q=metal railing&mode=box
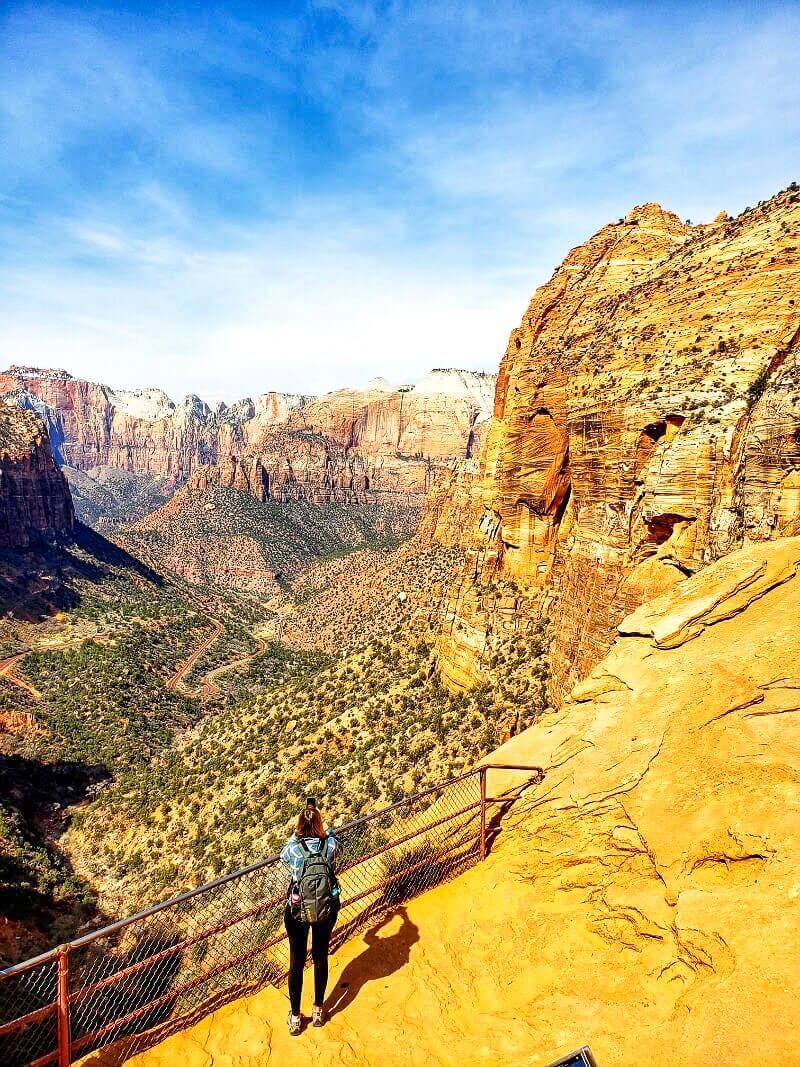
[0,763,543,1067]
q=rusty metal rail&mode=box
[0,762,542,1066]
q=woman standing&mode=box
[280,797,341,1035]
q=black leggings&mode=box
[284,905,338,1015]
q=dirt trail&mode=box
[97,546,272,699]
[165,585,270,699]
[202,637,267,688]
[0,653,41,700]
[174,630,268,701]
[166,618,225,697]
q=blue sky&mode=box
[1,1,799,402]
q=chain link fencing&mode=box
[0,955,59,1067]
[0,764,541,1066]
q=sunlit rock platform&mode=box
[83,537,800,1067]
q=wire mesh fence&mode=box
[0,764,541,1067]
[0,955,59,1067]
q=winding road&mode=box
[203,636,268,687]
[167,623,269,700]
[165,617,225,697]
[0,653,42,700]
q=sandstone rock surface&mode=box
[0,407,74,548]
[437,186,800,700]
[99,537,800,1067]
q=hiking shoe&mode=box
[287,1012,302,1036]
[312,1006,325,1027]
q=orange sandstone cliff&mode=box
[435,187,800,701]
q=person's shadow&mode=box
[326,906,420,1018]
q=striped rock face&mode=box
[436,188,800,701]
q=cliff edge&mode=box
[97,536,800,1067]
[0,406,74,549]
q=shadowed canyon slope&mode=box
[435,187,800,701]
[104,536,800,1067]
[0,367,494,523]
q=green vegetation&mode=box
[746,363,772,410]
[119,488,422,600]
[0,797,96,947]
[0,531,216,960]
[1,537,213,772]
[241,641,332,692]
[23,622,203,769]
[65,614,550,909]
[313,531,405,565]
[0,516,547,959]
[283,541,462,653]
[182,620,261,692]
[0,755,102,963]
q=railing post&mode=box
[57,945,71,1067]
[479,766,487,861]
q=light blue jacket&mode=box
[280,832,341,883]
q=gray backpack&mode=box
[296,839,338,923]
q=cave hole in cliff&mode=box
[643,512,694,550]
[643,420,667,443]
[634,421,667,480]
[524,407,553,424]
[634,415,686,482]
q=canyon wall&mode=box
[0,407,74,548]
[0,367,308,486]
[281,371,494,462]
[436,185,800,702]
[0,367,494,522]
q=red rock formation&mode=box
[0,407,74,548]
[436,185,800,701]
[282,371,494,461]
[187,432,379,504]
[188,456,271,501]
[0,367,279,483]
[0,368,495,521]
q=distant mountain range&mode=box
[0,366,496,525]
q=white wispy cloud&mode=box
[0,1,798,401]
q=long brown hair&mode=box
[295,802,325,839]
